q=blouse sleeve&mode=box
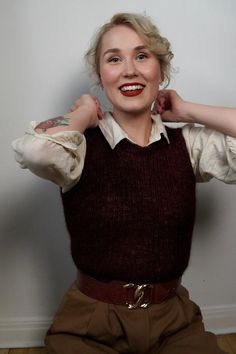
[12,121,86,192]
[182,124,236,183]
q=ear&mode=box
[159,71,165,85]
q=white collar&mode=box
[98,112,170,149]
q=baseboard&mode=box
[0,306,236,348]
[202,304,236,335]
[0,317,52,348]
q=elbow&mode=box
[22,138,58,177]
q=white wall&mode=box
[0,0,236,348]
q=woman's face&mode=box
[99,25,163,117]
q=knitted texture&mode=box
[61,126,196,283]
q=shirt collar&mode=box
[98,111,170,149]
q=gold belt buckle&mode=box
[123,283,152,309]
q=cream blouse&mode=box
[12,112,236,192]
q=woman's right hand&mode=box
[35,95,103,135]
[69,94,103,129]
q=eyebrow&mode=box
[102,45,149,57]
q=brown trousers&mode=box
[45,282,226,354]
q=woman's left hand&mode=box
[152,89,186,122]
[154,90,236,137]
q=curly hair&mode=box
[85,12,174,87]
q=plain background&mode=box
[0,0,236,347]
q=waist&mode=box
[77,270,181,309]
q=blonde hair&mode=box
[85,12,174,86]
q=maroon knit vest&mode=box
[61,126,196,283]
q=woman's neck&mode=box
[112,110,153,147]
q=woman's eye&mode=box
[108,57,121,63]
[137,53,148,61]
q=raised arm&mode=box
[12,95,103,192]
[155,90,236,138]
[35,95,103,134]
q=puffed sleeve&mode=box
[12,121,86,192]
[182,124,236,183]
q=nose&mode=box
[123,58,138,78]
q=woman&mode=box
[12,13,236,354]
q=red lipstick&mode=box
[119,83,145,97]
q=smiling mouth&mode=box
[119,84,145,97]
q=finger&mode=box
[97,106,104,120]
[92,96,104,120]
[69,104,77,112]
[153,95,166,114]
[160,110,176,122]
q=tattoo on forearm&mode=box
[35,116,70,132]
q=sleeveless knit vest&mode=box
[61,126,196,283]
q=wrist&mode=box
[64,106,95,133]
[178,101,197,123]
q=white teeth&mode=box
[120,85,144,92]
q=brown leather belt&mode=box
[77,271,181,309]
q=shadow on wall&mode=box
[195,183,217,238]
[0,179,75,316]
[194,180,234,242]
